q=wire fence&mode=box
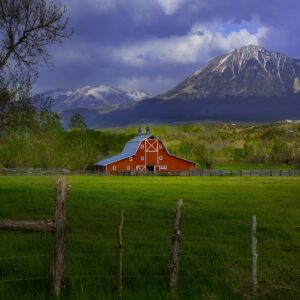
[1,168,300,176]
[1,218,299,270]
[1,207,300,298]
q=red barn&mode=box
[95,127,196,174]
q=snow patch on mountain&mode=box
[126,90,151,101]
[39,85,151,113]
[294,78,300,93]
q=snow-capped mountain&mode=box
[39,85,151,113]
[162,45,300,99]
[126,90,151,101]
[42,46,300,127]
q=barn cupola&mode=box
[146,125,151,134]
[138,126,142,135]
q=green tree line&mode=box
[0,112,134,170]
[1,116,300,170]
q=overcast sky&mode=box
[35,0,300,95]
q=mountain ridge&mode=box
[161,45,300,99]
[38,85,151,113]
[43,45,300,127]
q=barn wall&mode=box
[106,138,195,174]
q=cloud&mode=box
[53,47,92,65]
[66,0,117,14]
[116,75,177,95]
[68,0,184,16]
[36,0,300,96]
[209,26,268,52]
[112,24,269,67]
[156,0,185,15]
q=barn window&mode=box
[112,166,116,171]
[140,144,144,149]
[160,165,167,170]
[159,156,163,161]
[127,166,131,171]
[129,157,133,161]
[159,144,162,149]
[141,156,144,161]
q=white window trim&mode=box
[129,157,133,161]
[160,165,167,170]
[112,166,116,171]
[140,144,144,149]
[141,156,144,161]
[159,156,163,161]
[127,166,131,171]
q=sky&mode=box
[35,0,300,95]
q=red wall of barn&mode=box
[106,138,195,173]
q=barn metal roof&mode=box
[94,133,152,166]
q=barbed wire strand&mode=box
[1,215,300,229]
[0,253,250,262]
[0,276,48,283]
[0,232,298,246]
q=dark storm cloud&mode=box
[35,0,300,95]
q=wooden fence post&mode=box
[118,209,124,297]
[252,215,258,295]
[51,176,69,297]
[169,199,184,293]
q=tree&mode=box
[33,110,67,168]
[69,113,87,130]
[0,0,70,72]
[197,143,215,170]
[0,0,71,134]
[67,129,97,170]
[0,80,35,134]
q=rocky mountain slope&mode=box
[162,45,300,99]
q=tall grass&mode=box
[0,176,300,299]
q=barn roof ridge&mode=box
[94,133,153,166]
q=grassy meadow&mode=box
[0,176,300,299]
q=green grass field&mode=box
[1,176,300,299]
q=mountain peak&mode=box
[237,44,263,51]
[230,44,279,61]
[162,45,300,99]
[38,85,151,113]
[126,90,151,101]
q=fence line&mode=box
[0,254,51,260]
[68,216,300,229]
[2,168,300,177]
[0,231,298,245]
[54,231,300,245]
[0,276,49,283]
[0,253,252,263]
[2,214,300,229]
[1,194,300,297]
[0,274,254,282]
[3,275,300,286]
[2,252,299,267]
[0,177,70,297]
